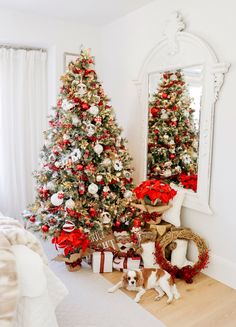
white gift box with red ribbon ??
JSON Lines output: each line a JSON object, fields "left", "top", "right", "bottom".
{"left": 92, "top": 251, "right": 113, "bottom": 273}
{"left": 113, "top": 256, "right": 141, "bottom": 271}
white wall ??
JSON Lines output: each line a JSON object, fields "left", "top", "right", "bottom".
{"left": 100, "top": 0, "right": 236, "bottom": 288}
{"left": 0, "top": 8, "right": 101, "bottom": 107}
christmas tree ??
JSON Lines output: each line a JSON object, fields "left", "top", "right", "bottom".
{"left": 147, "top": 70, "right": 198, "bottom": 191}
{"left": 24, "top": 49, "right": 135, "bottom": 249}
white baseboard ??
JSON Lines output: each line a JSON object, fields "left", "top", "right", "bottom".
{"left": 204, "top": 253, "right": 236, "bottom": 289}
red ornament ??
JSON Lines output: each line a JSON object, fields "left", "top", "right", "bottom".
{"left": 162, "top": 93, "right": 168, "bottom": 99}
{"left": 81, "top": 103, "right": 89, "bottom": 110}
{"left": 115, "top": 221, "right": 121, "bottom": 228}
{"left": 150, "top": 107, "right": 159, "bottom": 117}
{"left": 41, "top": 225, "right": 49, "bottom": 233}
{"left": 154, "top": 129, "right": 159, "bottom": 134}
{"left": 73, "top": 97, "right": 80, "bottom": 103}
{"left": 50, "top": 218, "right": 57, "bottom": 225}
{"left": 29, "top": 216, "right": 36, "bottom": 223}
{"left": 172, "top": 106, "right": 177, "bottom": 111}
{"left": 76, "top": 164, "right": 84, "bottom": 171}
{"left": 169, "top": 154, "right": 175, "bottom": 159}
{"left": 89, "top": 208, "right": 97, "bottom": 217}
{"left": 133, "top": 218, "right": 141, "bottom": 228}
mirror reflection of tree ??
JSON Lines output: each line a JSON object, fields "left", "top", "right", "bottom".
{"left": 147, "top": 69, "right": 198, "bottom": 192}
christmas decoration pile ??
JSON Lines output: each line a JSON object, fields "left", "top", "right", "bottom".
{"left": 23, "top": 48, "right": 136, "bottom": 265}
{"left": 147, "top": 70, "right": 198, "bottom": 191}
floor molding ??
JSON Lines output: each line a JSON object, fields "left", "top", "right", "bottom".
{"left": 204, "top": 253, "right": 236, "bottom": 289}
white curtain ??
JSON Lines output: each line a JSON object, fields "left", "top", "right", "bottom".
{"left": 0, "top": 48, "right": 47, "bottom": 218}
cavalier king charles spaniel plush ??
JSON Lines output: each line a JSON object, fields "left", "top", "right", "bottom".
{"left": 108, "top": 268, "right": 180, "bottom": 304}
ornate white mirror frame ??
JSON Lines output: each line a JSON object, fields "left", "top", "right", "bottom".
{"left": 134, "top": 12, "right": 230, "bottom": 214}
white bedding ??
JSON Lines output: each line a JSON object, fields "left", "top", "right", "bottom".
{"left": 11, "top": 244, "right": 68, "bottom": 327}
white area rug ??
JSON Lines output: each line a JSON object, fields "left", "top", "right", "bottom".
{"left": 48, "top": 257, "right": 166, "bottom": 327}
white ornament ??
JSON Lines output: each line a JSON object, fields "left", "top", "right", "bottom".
{"left": 88, "top": 105, "right": 99, "bottom": 116}
{"left": 49, "top": 154, "right": 56, "bottom": 162}
{"left": 101, "top": 212, "right": 111, "bottom": 224}
{"left": 182, "top": 154, "right": 192, "bottom": 165}
{"left": 103, "top": 186, "right": 110, "bottom": 193}
{"left": 94, "top": 143, "right": 103, "bottom": 156}
{"left": 102, "top": 158, "right": 111, "bottom": 167}
{"left": 192, "top": 139, "right": 198, "bottom": 149}
{"left": 183, "top": 110, "right": 190, "bottom": 118}
{"left": 86, "top": 123, "right": 96, "bottom": 137}
{"left": 51, "top": 193, "right": 63, "bottom": 206}
{"left": 88, "top": 183, "right": 98, "bottom": 195}
{"left": 170, "top": 74, "right": 178, "bottom": 81}
{"left": 162, "top": 169, "right": 172, "bottom": 178}
{"left": 75, "top": 82, "right": 87, "bottom": 97}
{"left": 113, "top": 160, "right": 123, "bottom": 171}
{"left": 96, "top": 175, "right": 103, "bottom": 182}
{"left": 65, "top": 198, "right": 75, "bottom": 209}
{"left": 163, "top": 134, "right": 169, "bottom": 140}
{"left": 54, "top": 161, "right": 61, "bottom": 168}
{"left": 63, "top": 134, "right": 70, "bottom": 140}
{"left": 62, "top": 220, "right": 75, "bottom": 233}
{"left": 47, "top": 181, "right": 55, "bottom": 191}
{"left": 123, "top": 170, "right": 131, "bottom": 179}
{"left": 161, "top": 112, "right": 169, "bottom": 120}
{"left": 72, "top": 115, "right": 81, "bottom": 125}
{"left": 124, "top": 190, "right": 133, "bottom": 199}
{"left": 71, "top": 148, "right": 82, "bottom": 162}
{"left": 62, "top": 99, "right": 74, "bottom": 111}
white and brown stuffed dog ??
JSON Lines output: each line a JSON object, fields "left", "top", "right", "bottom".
{"left": 108, "top": 268, "right": 180, "bottom": 304}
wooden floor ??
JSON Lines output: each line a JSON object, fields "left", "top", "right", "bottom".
{"left": 103, "top": 271, "right": 236, "bottom": 327}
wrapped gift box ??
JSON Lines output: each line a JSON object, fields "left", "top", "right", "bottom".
{"left": 113, "top": 256, "right": 141, "bottom": 272}
{"left": 92, "top": 251, "right": 113, "bottom": 273}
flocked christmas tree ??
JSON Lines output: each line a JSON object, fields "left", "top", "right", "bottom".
{"left": 24, "top": 49, "right": 135, "bottom": 248}
{"left": 147, "top": 69, "right": 198, "bottom": 191}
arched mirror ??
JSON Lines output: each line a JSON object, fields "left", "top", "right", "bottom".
{"left": 134, "top": 12, "right": 229, "bottom": 214}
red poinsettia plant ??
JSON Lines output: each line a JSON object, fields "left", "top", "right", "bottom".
{"left": 178, "top": 173, "right": 198, "bottom": 192}
{"left": 52, "top": 228, "right": 90, "bottom": 256}
{"left": 133, "top": 179, "right": 177, "bottom": 205}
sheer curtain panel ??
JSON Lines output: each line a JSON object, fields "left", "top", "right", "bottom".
{"left": 0, "top": 48, "right": 47, "bottom": 218}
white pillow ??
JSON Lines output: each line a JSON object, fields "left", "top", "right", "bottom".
{"left": 162, "top": 184, "right": 185, "bottom": 227}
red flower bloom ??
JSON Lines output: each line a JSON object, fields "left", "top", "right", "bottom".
{"left": 133, "top": 180, "right": 176, "bottom": 205}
